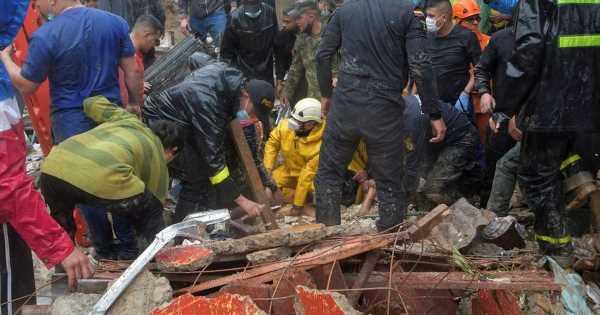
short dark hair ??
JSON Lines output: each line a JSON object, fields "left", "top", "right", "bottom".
{"left": 133, "top": 15, "right": 165, "bottom": 35}
{"left": 149, "top": 120, "right": 185, "bottom": 151}
{"left": 428, "top": 0, "right": 452, "bottom": 16}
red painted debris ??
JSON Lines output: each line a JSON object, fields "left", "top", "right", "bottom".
{"left": 271, "top": 270, "right": 317, "bottom": 315}
{"left": 155, "top": 245, "right": 215, "bottom": 271}
{"left": 219, "top": 282, "right": 272, "bottom": 312}
{"left": 295, "top": 286, "right": 358, "bottom": 315}
{"left": 151, "top": 293, "right": 266, "bottom": 315}
{"left": 472, "top": 290, "right": 523, "bottom": 315}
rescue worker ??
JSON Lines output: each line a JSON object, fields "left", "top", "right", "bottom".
{"left": 453, "top": 0, "right": 490, "bottom": 49}
{"left": 282, "top": 1, "right": 336, "bottom": 104}
{"left": 143, "top": 60, "right": 276, "bottom": 223}
{"left": 274, "top": 6, "right": 301, "bottom": 101}
{"left": 119, "top": 14, "right": 164, "bottom": 106}
{"left": 474, "top": 23, "right": 516, "bottom": 205}
{"left": 501, "top": 0, "right": 600, "bottom": 264}
{"left": 426, "top": 0, "right": 481, "bottom": 106}
{"left": 0, "top": 2, "right": 93, "bottom": 310}
{"left": 264, "top": 98, "right": 323, "bottom": 214}
{"left": 1, "top": 0, "right": 143, "bottom": 261}
{"left": 221, "top": 0, "right": 283, "bottom": 137}
{"left": 40, "top": 96, "right": 183, "bottom": 252}
{"left": 419, "top": 100, "right": 483, "bottom": 208}
{"left": 315, "top": 0, "right": 445, "bottom": 230}
{"left": 221, "top": 0, "right": 281, "bottom": 86}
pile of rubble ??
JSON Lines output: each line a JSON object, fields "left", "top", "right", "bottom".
{"left": 25, "top": 198, "right": 596, "bottom": 315}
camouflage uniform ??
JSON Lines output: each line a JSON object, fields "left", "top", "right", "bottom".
{"left": 284, "top": 32, "right": 336, "bottom": 102}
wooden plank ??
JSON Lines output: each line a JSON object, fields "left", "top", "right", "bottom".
{"left": 176, "top": 205, "right": 449, "bottom": 295}
{"left": 347, "top": 251, "right": 380, "bottom": 306}
{"left": 229, "top": 119, "right": 278, "bottom": 229}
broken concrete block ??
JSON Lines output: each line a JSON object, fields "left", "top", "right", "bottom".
{"left": 109, "top": 269, "right": 173, "bottom": 315}
{"left": 155, "top": 245, "right": 215, "bottom": 272}
{"left": 151, "top": 293, "right": 267, "bottom": 315}
{"left": 50, "top": 293, "right": 101, "bottom": 315}
{"left": 219, "top": 283, "right": 272, "bottom": 312}
{"left": 429, "top": 198, "right": 493, "bottom": 252}
{"left": 272, "top": 270, "right": 318, "bottom": 315}
{"left": 294, "top": 286, "right": 362, "bottom": 315}
{"left": 246, "top": 247, "right": 292, "bottom": 265}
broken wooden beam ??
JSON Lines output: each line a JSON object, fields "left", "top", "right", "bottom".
{"left": 363, "top": 271, "right": 560, "bottom": 291}
{"left": 347, "top": 251, "right": 380, "bottom": 306}
{"left": 229, "top": 119, "right": 278, "bottom": 229}
{"left": 177, "top": 205, "right": 449, "bottom": 295}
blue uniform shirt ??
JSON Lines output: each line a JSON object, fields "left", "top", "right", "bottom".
{"left": 0, "top": 0, "right": 29, "bottom": 101}
{"left": 21, "top": 7, "right": 134, "bottom": 113}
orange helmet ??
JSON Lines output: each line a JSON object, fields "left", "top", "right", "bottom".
{"left": 453, "top": 0, "right": 481, "bottom": 20}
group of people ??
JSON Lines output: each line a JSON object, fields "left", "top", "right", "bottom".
{"left": 1, "top": 0, "right": 599, "bottom": 312}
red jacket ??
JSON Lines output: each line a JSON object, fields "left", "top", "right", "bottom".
{"left": 0, "top": 97, "right": 74, "bottom": 268}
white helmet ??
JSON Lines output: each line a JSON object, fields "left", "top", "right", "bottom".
{"left": 291, "top": 98, "right": 322, "bottom": 123}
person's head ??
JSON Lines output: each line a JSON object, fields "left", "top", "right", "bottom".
{"left": 33, "top": 0, "right": 80, "bottom": 21}
{"left": 243, "top": 0, "right": 263, "bottom": 19}
{"left": 426, "top": 0, "right": 453, "bottom": 33}
{"left": 295, "top": 1, "right": 321, "bottom": 33}
{"left": 148, "top": 120, "right": 185, "bottom": 163}
{"left": 282, "top": 5, "right": 300, "bottom": 32}
{"left": 240, "top": 80, "right": 275, "bottom": 126}
{"left": 288, "top": 98, "right": 322, "bottom": 137}
{"left": 453, "top": 0, "right": 481, "bottom": 31}
{"left": 83, "top": 0, "right": 97, "bottom": 8}
{"left": 131, "top": 15, "right": 164, "bottom": 53}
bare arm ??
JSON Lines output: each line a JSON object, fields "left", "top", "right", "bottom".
{"left": 0, "top": 47, "right": 40, "bottom": 95}
{"left": 119, "top": 55, "right": 143, "bottom": 110}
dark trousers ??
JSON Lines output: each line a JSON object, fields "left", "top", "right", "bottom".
{"left": 518, "top": 132, "right": 573, "bottom": 248}
{"left": 315, "top": 80, "right": 406, "bottom": 231}
{"left": 0, "top": 224, "right": 35, "bottom": 315}
{"left": 486, "top": 143, "right": 520, "bottom": 216}
{"left": 481, "top": 126, "right": 517, "bottom": 205}
{"left": 40, "top": 174, "right": 165, "bottom": 258}
{"left": 422, "top": 130, "right": 482, "bottom": 207}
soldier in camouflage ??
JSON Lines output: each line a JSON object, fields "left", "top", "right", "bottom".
{"left": 282, "top": 1, "right": 335, "bottom": 104}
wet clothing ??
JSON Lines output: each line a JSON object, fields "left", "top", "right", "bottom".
{"left": 42, "top": 96, "right": 169, "bottom": 202}
{"left": 21, "top": 7, "right": 134, "bottom": 113}
{"left": 427, "top": 25, "right": 481, "bottom": 103}
{"left": 97, "top": 0, "right": 166, "bottom": 29}
{"left": 505, "top": 0, "right": 600, "bottom": 250}
{"left": 315, "top": 0, "right": 440, "bottom": 230}
{"left": 40, "top": 174, "right": 164, "bottom": 252}
{"left": 519, "top": 133, "right": 574, "bottom": 248}
{"left": 221, "top": 3, "right": 280, "bottom": 84}
{"left": 504, "top": 0, "right": 600, "bottom": 132}
{"left": 144, "top": 63, "right": 275, "bottom": 221}
{"left": 264, "top": 119, "right": 324, "bottom": 207}
{"left": 178, "top": 0, "right": 224, "bottom": 20}
{"left": 487, "top": 142, "right": 520, "bottom": 216}
{"left": 402, "top": 95, "right": 429, "bottom": 194}
{"left": 474, "top": 27, "right": 515, "bottom": 114}
{"left": 474, "top": 27, "right": 516, "bottom": 205}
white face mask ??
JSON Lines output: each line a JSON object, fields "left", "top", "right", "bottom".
{"left": 426, "top": 16, "right": 441, "bottom": 33}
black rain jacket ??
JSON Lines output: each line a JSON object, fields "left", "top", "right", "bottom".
{"left": 503, "top": 0, "right": 600, "bottom": 132}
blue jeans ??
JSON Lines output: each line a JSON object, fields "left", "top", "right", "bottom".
{"left": 189, "top": 9, "right": 227, "bottom": 46}
{"left": 52, "top": 109, "right": 138, "bottom": 259}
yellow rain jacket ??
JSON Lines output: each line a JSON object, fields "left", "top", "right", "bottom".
{"left": 264, "top": 119, "right": 325, "bottom": 206}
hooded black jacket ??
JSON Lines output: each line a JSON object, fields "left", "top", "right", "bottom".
{"left": 143, "top": 63, "right": 245, "bottom": 199}
{"left": 504, "top": 0, "right": 600, "bottom": 132}
{"left": 220, "top": 3, "right": 280, "bottom": 84}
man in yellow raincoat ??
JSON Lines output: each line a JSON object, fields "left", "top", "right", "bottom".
{"left": 264, "top": 98, "right": 324, "bottom": 213}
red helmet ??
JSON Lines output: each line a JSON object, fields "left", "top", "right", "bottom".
{"left": 453, "top": 0, "right": 481, "bottom": 20}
